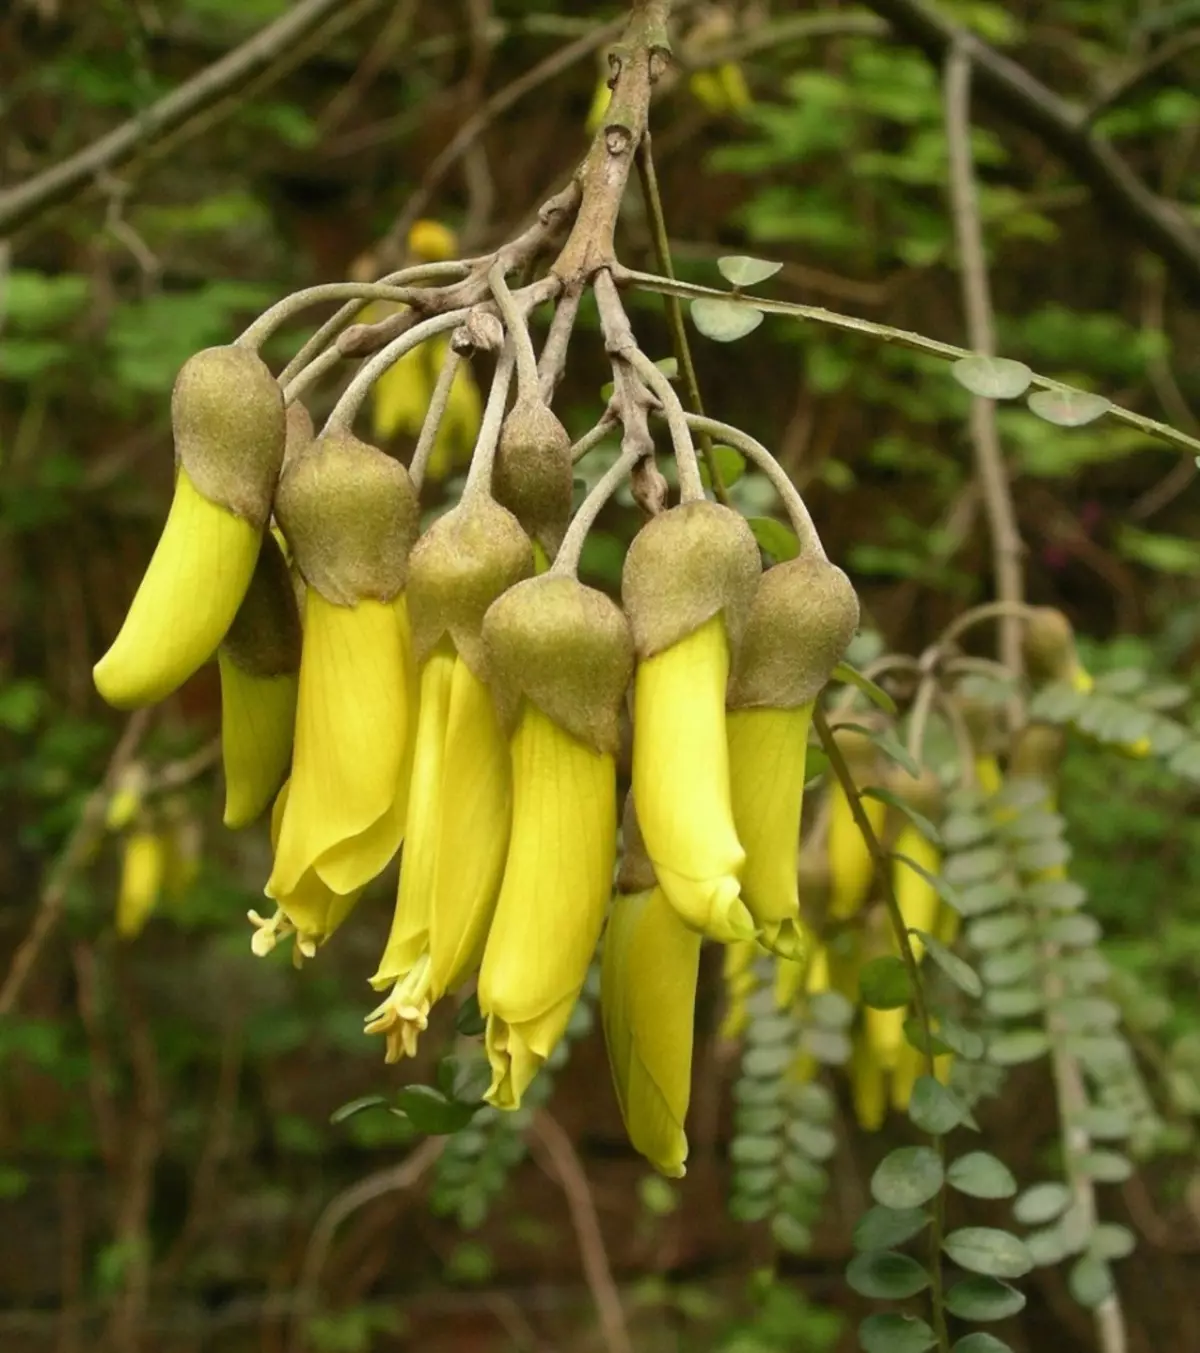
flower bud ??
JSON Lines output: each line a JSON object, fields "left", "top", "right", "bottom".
{"left": 408, "top": 497, "right": 534, "bottom": 675}
{"left": 172, "top": 345, "right": 286, "bottom": 529}
{"left": 483, "top": 574, "right": 634, "bottom": 755}
{"left": 492, "top": 397, "right": 573, "bottom": 558}
{"left": 275, "top": 431, "right": 418, "bottom": 606}
{"left": 218, "top": 534, "right": 302, "bottom": 829}
{"left": 1022, "top": 606, "right": 1091, "bottom": 692}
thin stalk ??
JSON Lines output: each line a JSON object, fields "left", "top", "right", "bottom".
{"left": 538, "top": 284, "right": 583, "bottom": 403}
{"left": 322, "top": 310, "right": 469, "bottom": 433}
{"left": 571, "top": 417, "right": 619, "bottom": 464}
{"left": 814, "top": 706, "right": 952, "bottom": 1353}
{"left": 905, "top": 674, "right": 939, "bottom": 763}
{"left": 681, "top": 412, "right": 827, "bottom": 558}
{"left": 462, "top": 345, "right": 516, "bottom": 500}
{"left": 936, "top": 599, "right": 1040, "bottom": 651}
{"left": 635, "top": 134, "right": 731, "bottom": 505}
{"left": 408, "top": 348, "right": 464, "bottom": 493}
{"left": 488, "top": 261, "right": 541, "bottom": 403}
{"left": 236, "top": 264, "right": 468, "bottom": 352}
{"left": 617, "top": 268, "right": 1200, "bottom": 461}
{"left": 624, "top": 346, "right": 703, "bottom": 502}
{"left": 551, "top": 446, "right": 640, "bottom": 577}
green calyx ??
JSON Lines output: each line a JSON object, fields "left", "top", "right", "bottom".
{"left": 407, "top": 496, "right": 534, "bottom": 674}
{"left": 172, "top": 345, "right": 286, "bottom": 529}
{"left": 283, "top": 401, "right": 315, "bottom": 468}
{"left": 482, "top": 573, "right": 634, "bottom": 754}
{"left": 492, "top": 396, "right": 574, "bottom": 558}
{"left": 220, "top": 532, "right": 302, "bottom": 678}
{"left": 274, "top": 430, "right": 418, "bottom": 606}
{"left": 621, "top": 501, "right": 761, "bottom": 659}
{"left": 728, "top": 555, "right": 860, "bottom": 710}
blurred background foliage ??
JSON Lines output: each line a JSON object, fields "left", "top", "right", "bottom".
{"left": 2, "top": 0, "right": 1200, "bottom": 1350}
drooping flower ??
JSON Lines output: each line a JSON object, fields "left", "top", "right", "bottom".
{"left": 601, "top": 799, "right": 701, "bottom": 1178}
{"left": 218, "top": 532, "right": 302, "bottom": 829}
{"left": 366, "top": 497, "right": 532, "bottom": 1061}
{"left": 116, "top": 830, "right": 167, "bottom": 939}
{"left": 94, "top": 346, "right": 285, "bottom": 708}
{"left": 623, "top": 502, "right": 761, "bottom": 941}
{"left": 826, "top": 723, "right": 887, "bottom": 921}
{"left": 267, "top": 430, "right": 418, "bottom": 903}
{"left": 477, "top": 575, "right": 633, "bottom": 1109}
{"left": 726, "top": 555, "right": 860, "bottom": 958}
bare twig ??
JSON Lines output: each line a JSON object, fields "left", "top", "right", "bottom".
{"left": 943, "top": 47, "right": 1025, "bottom": 718}
{"left": 0, "top": 710, "right": 152, "bottom": 1017}
{"left": 538, "top": 284, "right": 584, "bottom": 403}
{"left": 530, "top": 1113, "right": 633, "bottom": 1353}
{"left": 1083, "top": 28, "right": 1200, "bottom": 128}
{"left": 0, "top": 0, "right": 384, "bottom": 238}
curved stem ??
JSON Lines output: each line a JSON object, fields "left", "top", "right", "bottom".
{"left": 236, "top": 266, "right": 469, "bottom": 352}
{"left": 830, "top": 655, "right": 920, "bottom": 715}
{"left": 933, "top": 685, "right": 979, "bottom": 791}
{"left": 571, "top": 417, "right": 619, "bottom": 464}
{"left": 488, "top": 260, "right": 542, "bottom": 404}
{"left": 624, "top": 347, "right": 704, "bottom": 503}
{"left": 462, "top": 345, "right": 516, "bottom": 500}
{"left": 936, "top": 598, "right": 1040, "bottom": 652}
{"left": 408, "top": 348, "right": 464, "bottom": 494}
{"left": 681, "top": 412, "right": 828, "bottom": 559}
{"left": 551, "top": 446, "right": 640, "bottom": 577}
{"left": 281, "top": 343, "right": 343, "bottom": 406}
{"left": 905, "top": 674, "right": 939, "bottom": 763}
{"left": 538, "top": 284, "right": 583, "bottom": 404}
{"left": 322, "top": 310, "right": 470, "bottom": 434}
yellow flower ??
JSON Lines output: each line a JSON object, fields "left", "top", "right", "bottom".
{"left": 95, "top": 470, "right": 262, "bottom": 708}
{"left": 408, "top": 219, "right": 458, "bottom": 263}
{"left": 828, "top": 781, "right": 886, "bottom": 920}
{"left": 602, "top": 884, "right": 701, "bottom": 1178}
{"left": 371, "top": 341, "right": 432, "bottom": 444}
{"left": 116, "top": 830, "right": 167, "bottom": 939}
{"left": 975, "top": 754, "right": 1003, "bottom": 796}
{"left": 894, "top": 823, "right": 941, "bottom": 962}
{"left": 720, "top": 939, "right": 759, "bottom": 1040}
{"left": 479, "top": 703, "right": 617, "bottom": 1109}
{"left": 851, "top": 1032, "right": 887, "bottom": 1132}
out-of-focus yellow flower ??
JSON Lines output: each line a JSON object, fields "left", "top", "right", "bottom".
{"left": 688, "top": 63, "right": 752, "bottom": 114}
{"left": 408, "top": 219, "right": 458, "bottom": 263}
{"left": 826, "top": 726, "right": 886, "bottom": 921}
{"left": 894, "top": 822, "right": 941, "bottom": 963}
{"left": 720, "top": 939, "right": 759, "bottom": 1040}
{"left": 602, "top": 880, "right": 701, "bottom": 1178}
{"left": 851, "top": 1032, "right": 887, "bottom": 1132}
{"left": 975, "top": 754, "right": 1003, "bottom": 796}
{"left": 116, "top": 830, "right": 167, "bottom": 939}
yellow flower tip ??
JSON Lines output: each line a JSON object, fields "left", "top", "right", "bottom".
{"left": 1124, "top": 735, "right": 1152, "bottom": 759}
{"left": 1070, "top": 665, "right": 1095, "bottom": 695}
{"left": 247, "top": 906, "right": 294, "bottom": 958}
{"left": 219, "top": 658, "right": 298, "bottom": 829}
{"left": 364, "top": 957, "right": 434, "bottom": 1064}
{"left": 94, "top": 470, "right": 261, "bottom": 709}
{"left": 483, "top": 1016, "right": 543, "bottom": 1111}
{"left": 116, "top": 831, "right": 167, "bottom": 939}
{"left": 762, "top": 918, "right": 812, "bottom": 965}
{"left": 654, "top": 865, "right": 755, "bottom": 943}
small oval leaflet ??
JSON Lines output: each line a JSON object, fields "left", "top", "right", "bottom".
{"left": 699, "top": 444, "right": 746, "bottom": 489}
{"left": 1069, "top": 1254, "right": 1114, "bottom": 1308}
{"left": 871, "top": 1145, "right": 944, "bottom": 1209}
{"left": 987, "top": 1028, "right": 1050, "bottom": 1066}
{"left": 909, "top": 1077, "right": 973, "bottom": 1136}
{"left": 1079, "top": 1149, "right": 1133, "bottom": 1184}
{"left": 945, "top": 1277, "right": 1026, "bottom": 1322}
{"left": 1091, "top": 1222, "right": 1136, "bottom": 1261}
{"left": 1027, "top": 387, "right": 1111, "bottom": 427}
{"left": 943, "top": 1226, "right": 1034, "bottom": 1279}
{"left": 853, "top": 1204, "right": 930, "bottom": 1253}
{"left": 1013, "top": 1180, "right": 1071, "bottom": 1226}
{"left": 690, "top": 297, "right": 764, "bottom": 342}
{"left": 718, "top": 254, "right": 784, "bottom": 287}
{"left": 859, "top": 1313, "right": 938, "bottom": 1353}
{"left": 952, "top": 1336, "right": 1014, "bottom": 1353}
{"left": 846, "top": 1250, "right": 931, "bottom": 1300}
{"left": 748, "top": 515, "right": 800, "bottom": 562}
{"left": 952, "top": 355, "right": 1034, "bottom": 400}
{"left": 860, "top": 955, "right": 913, "bottom": 1010}
{"left": 913, "top": 930, "right": 982, "bottom": 997}
{"left": 947, "top": 1151, "right": 1017, "bottom": 1200}
{"left": 832, "top": 661, "right": 899, "bottom": 715}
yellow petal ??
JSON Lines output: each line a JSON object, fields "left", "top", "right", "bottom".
{"left": 264, "top": 780, "right": 362, "bottom": 950}
{"left": 728, "top": 703, "right": 814, "bottom": 960}
{"left": 218, "top": 653, "right": 297, "bottom": 829}
{"left": 633, "top": 616, "right": 751, "bottom": 942}
{"left": 851, "top": 1033, "right": 887, "bottom": 1132}
{"left": 865, "top": 1005, "right": 906, "bottom": 1073}
{"left": 601, "top": 886, "right": 700, "bottom": 1178}
{"left": 370, "top": 337, "right": 430, "bottom": 443}
{"left": 585, "top": 76, "right": 613, "bottom": 134}
{"left": 893, "top": 825, "right": 941, "bottom": 963}
{"left": 479, "top": 704, "right": 617, "bottom": 1109}
{"left": 117, "top": 831, "right": 166, "bottom": 939}
{"left": 1070, "top": 665, "right": 1094, "bottom": 695}
{"left": 719, "top": 939, "right": 759, "bottom": 1039}
{"left": 94, "top": 469, "right": 261, "bottom": 709}
{"left": 717, "top": 61, "right": 753, "bottom": 113}
{"left": 974, "top": 755, "right": 1003, "bottom": 796}
{"left": 428, "top": 655, "right": 513, "bottom": 996}
{"left": 773, "top": 955, "right": 805, "bottom": 1010}
{"left": 827, "top": 783, "right": 886, "bottom": 919}
{"left": 267, "top": 590, "right": 411, "bottom": 900}
{"left": 407, "top": 219, "right": 458, "bottom": 263}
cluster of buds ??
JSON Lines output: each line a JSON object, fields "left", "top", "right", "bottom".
{"left": 92, "top": 199, "right": 861, "bottom": 1177}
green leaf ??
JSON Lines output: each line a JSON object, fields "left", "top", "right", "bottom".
{"left": 909, "top": 1077, "right": 972, "bottom": 1135}
{"left": 1025, "top": 1224, "right": 1071, "bottom": 1267}
{"left": 952, "top": 1337, "right": 1014, "bottom": 1353}
{"left": 771, "top": 1212, "right": 813, "bottom": 1254}
{"left": 943, "top": 1227, "right": 1034, "bottom": 1279}
{"left": 944, "top": 846, "right": 1007, "bottom": 886}
{"left": 832, "top": 661, "right": 899, "bottom": 715}
{"left": 808, "top": 989, "right": 855, "bottom": 1030}
{"left": 952, "top": 355, "right": 1034, "bottom": 400}
{"left": 455, "top": 994, "right": 486, "bottom": 1037}
{"left": 853, "top": 1205, "right": 931, "bottom": 1253}
{"left": 1025, "top": 878, "right": 1087, "bottom": 911}
{"left": 1078, "top": 1150, "right": 1132, "bottom": 1183}
{"left": 395, "top": 1085, "right": 478, "bottom": 1135}
{"left": 835, "top": 722, "right": 921, "bottom": 781}
{"left": 905, "top": 1014, "right": 984, "bottom": 1061}
{"left": 1076, "top": 1106, "right": 1132, "bottom": 1140}
{"left": 1091, "top": 1223, "right": 1135, "bottom": 1261}
{"left": 1015, "top": 836, "right": 1071, "bottom": 874}
{"left": 1027, "top": 387, "right": 1112, "bottom": 427}
{"left": 1068, "top": 1254, "right": 1114, "bottom": 1307}
{"left": 980, "top": 948, "right": 1039, "bottom": 987}
{"left": 946, "top": 1152, "right": 1017, "bottom": 1200}
{"left": 966, "top": 913, "right": 1031, "bottom": 951}
{"left": 846, "top": 1251, "right": 931, "bottom": 1300}
{"left": 944, "top": 1276, "right": 1026, "bottom": 1322}
{"left": 748, "top": 516, "right": 800, "bottom": 562}
{"left": 983, "top": 987, "right": 1043, "bottom": 1019}
{"left": 786, "top": 1119, "right": 837, "bottom": 1162}
{"left": 730, "top": 1135, "right": 783, "bottom": 1168}
{"left": 860, "top": 956, "right": 913, "bottom": 1010}
{"left": 894, "top": 854, "right": 964, "bottom": 914}
{"left": 941, "top": 813, "right": 993, "bottom": 851}
{"left": 717, "top": 255, "right": 784, "bottom": 287}
{"left": 699, "top": 444, "right": 746, "bottom": 489}
{"left": 956, "top": 881, "right": 1019, "bottom": 917}
{"left": 1014, "top": 1182, "right": 1071, "bottom": 1226}
{"left": 1045, "top": 914, "right": 1102, "bottom": 947}
{"left": 859, "top": 1313, "right": 938, "bottom": 1353}
{"left": 987, "top": 1029, "right": 1050, "bottom": 1066}
{"left": 863, "top": 786, "right": 941, "bottom": 845}
{"left": 330, "top": 1095, "right": 388, "bottom": 1125}
{"left": 913, "top": 931, "right": 983, "bottom": 997}
{"left": 690, "top": 297, "right": 764, "bottom": 342}
{"left": 871, "top": 1146, "right": 944, "bottom": 1209}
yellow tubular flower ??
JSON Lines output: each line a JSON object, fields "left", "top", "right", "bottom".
{"left": 479, "top": 574, "right": 633, "bottom": 1109}
{"left": 828, "top": 783, "right": 886, "bottom": 919}
{"left": 623, "top": 502, "right": 762, "bottom": 943}
{"left": 602, "top": 881, "right": 701, "bottom": 1178}
{"left": 267, "top": 431, "right": 419, "bottom": 904}
{"left": 774, "top": 954, "right": 805, "bottom": 1011}
{"left": 726, "top": 555, "right": 860, "bottom": 957}
{"left": 407, "top": 219, "right": 458, "bottom": 263}
{"left": 94, "top": 345, "right": 285, "bottom": 709}
{"left": 720, "top": 940, "right": 758, "bottom": 1040}
{"left": 975, "top": 754, "right": 1003, "bottom": 796}
{"left": 851, "top": 1032, "right": 887, "bottom": 1132}
{"left": 371, "top": 342, "right": 432, "bottom": 444}
{"left": 117, "top": 830, "right": 167, "bottom": 939}
{"left": 894, "top": 823, "right": 942, "bottom": 963}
